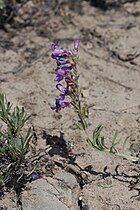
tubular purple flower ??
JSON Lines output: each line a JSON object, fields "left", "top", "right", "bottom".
{"left": 54, "top": 74, "right": 63, "bottom": 82}
{"left": 61, "top": 66, "right": 72, "bottom": 71}
{"left": 54, "top": 66, "right": 72, "bottom": 82}
{"left": 51, "top": 98, "right": 71, "bottom": 111}
{"left": 54, "top": 66, "right": 71, "bottom": 82}
{"left": 51, "top": 104, "right": 57, "bottom": 110}
{"left": 51, "top": 49, "right": 66, "bottom": 59}
{"left": 61, "top": 101, "right": 71, "bottom": 108}
{"left": 74, "top": 39, "right": 80, "bottom": 51}
{"left": 56, "top": 84, "right": 69, "bottom": 95}
{"left": 51, "top": 99, "right": 61, "bottom": 111}
{"left": 56, "top": 69, "right": 68, "bottom": 76}
{"left": 52, "top": 48, "right": 72, "bottom": 59}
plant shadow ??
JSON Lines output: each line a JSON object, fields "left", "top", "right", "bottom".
{"left": 43, "top": 130, "right": 78, "bottom": 164}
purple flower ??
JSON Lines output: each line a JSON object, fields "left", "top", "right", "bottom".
{"left": 74, "top": 39, "right": 80, "bottom": 51}
{"left": 61, "top": 65, "right": 72, "bottom": 71}
{"left": 51, "top": 98, "right": 71, "bottom": 112}
{"left": 60, "top": 101, "right": 71, "bottom": 108}
{"left": 51, "top": 49, "right": 65, "bottom": 59}
{"left": 54, "top": 74, "right": 64, "bottom": 82}
{"left": 54, "top": 67, "right": 66, "bottom": 81}
{"left": 51, "top": 48, "right": 72, "bottom": 59}
{"left": 51, "top": 42, "right": 73, "bottom": 67}
{"left": 56, "top": 68, "right": 68, "bottom": 76}
{"left": 30, "top": 172, "right": 39, "bottom": 181}
{"left": 57, "top": 57, "right": 68, "bottom": 66}
{"left": 51, "top": 99, "right": 61, "bottom": 111}
{"left": 54, "top": 65, "right": 73, "bottom": 82}
{"left": 56, "top": 84, "right": 69, "bottom": 95}
{"left": 51, "top": 41, "right": 72, "bottom": 65}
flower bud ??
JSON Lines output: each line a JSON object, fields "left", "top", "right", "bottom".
{"left": 74, "top": 39, "right": 80, "bottom": 51}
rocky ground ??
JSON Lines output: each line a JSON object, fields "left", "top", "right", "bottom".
{"left": 0, "top": 0, "right": 140, "bottom": 209}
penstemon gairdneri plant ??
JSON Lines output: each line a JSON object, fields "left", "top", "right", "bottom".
{"left": 51, "top": 40, "right": 88, "bottom": 130}
{"left": 50, "top": 40, "right": 140, "bottom": 185}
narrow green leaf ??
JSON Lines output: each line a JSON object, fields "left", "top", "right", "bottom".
{"left": 121, "top": 136, "right": 129, "bottom": 153}
{"left": 110, "top": 131, "right": 119, "bottom": 153}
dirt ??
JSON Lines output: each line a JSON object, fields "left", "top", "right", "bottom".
{"left": 0, "top": 0, "right": 140, "bottom": 210}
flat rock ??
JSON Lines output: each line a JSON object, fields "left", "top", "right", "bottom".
{"left": 22, "top": 179, "right": 75, "bottom": 210}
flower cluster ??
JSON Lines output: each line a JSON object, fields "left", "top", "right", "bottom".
{"left": 51, "top": 40, "right": 80, "bottom": 112}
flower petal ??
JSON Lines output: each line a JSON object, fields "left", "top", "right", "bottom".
{"left": 51, "top": 105, "right": 57, "bottom": 110}
{"left": 58, "top": 94, "right": 65, "bottom": 101}
{"left": 54, "top": 74, "right": 63, "bottom": 82}
{"left": 51, "top": 40, "right": 58, "bottom": 50}
{"left": 52, "top": 48, "right": 72, "bottom": 59}
{"left": 56, "top": 84, "right": 68, "bottom": 94}
{"left": 61, "top": 66, "right": 72, "bottom": 71}
{"left": 61, "top": 101, "right": 71, "bottom": 108}
{"left": 56, "top": 69, "right": 68, "bottom": 76}
{"left": 51, "top": 49, "right": 65, "bottom": 59}
{"left": 57, "top": 59, "right": 67, "bottom": 66}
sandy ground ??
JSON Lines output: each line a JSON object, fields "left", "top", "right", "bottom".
{"left": 0, "top": 1, "right": 140, "bottom": 209}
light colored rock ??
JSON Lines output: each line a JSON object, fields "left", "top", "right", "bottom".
{"left": 22, "top": 179, "right": 74, "bottom": 210}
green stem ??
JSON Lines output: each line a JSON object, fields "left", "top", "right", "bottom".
{"left": 70, "top": 65, "right": 89, "bottom": 132}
